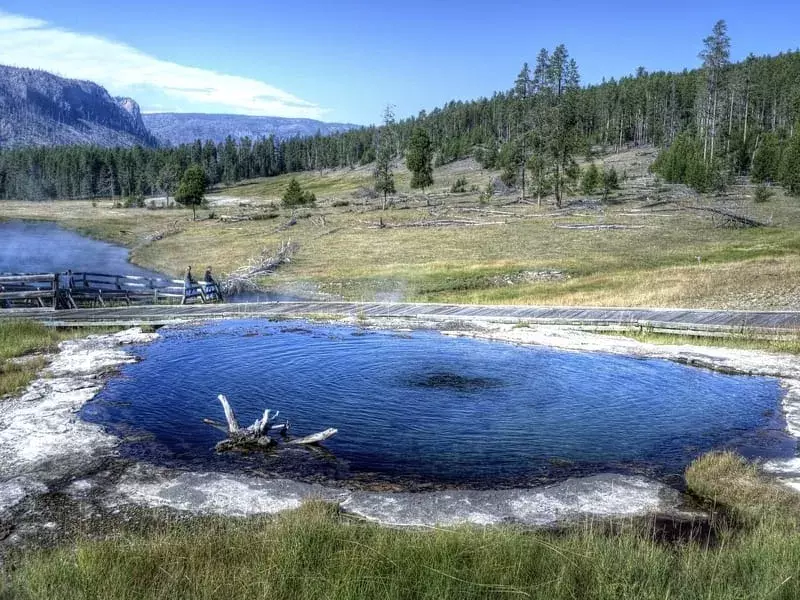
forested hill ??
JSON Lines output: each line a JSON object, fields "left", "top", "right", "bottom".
{"left": 1, "top": 32, "right": 799, "bottom": 200}
{"left": 0, "top": 65, "right": 157, "bottom": 149}
{"left": 142, "top": 113, "right": 358, "bottom": 146}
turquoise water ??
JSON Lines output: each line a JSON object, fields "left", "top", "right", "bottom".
{"left": 82, "top": 320, "right": 795, "bottom": 488}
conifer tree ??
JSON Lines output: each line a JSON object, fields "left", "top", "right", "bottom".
{"left": 175, "top": 164, "right": 207, "bottom": 220}
{"left": 699, "top": 20, "right": 731, "bottom": 165}
{"left": 751, "top": 133, "right": 782, "bottom": 183}
{"left": 406, "top": 127, "right": 434, "bottom": 192}
{"left": 581, "top": 163, "right": 600, "bottom": 194}
{"left": 282, "top": 177, "right": 316, "bottom": 207}
{"left": 513, "top": 63, "right": 533, "bottom": 201}
{"left": 374, "top": 105, "right": 397, "bottom": 210}
{"left": 780, "top": 134, "right": 800, "bottom": 195}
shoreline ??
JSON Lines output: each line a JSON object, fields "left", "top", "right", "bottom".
{"left": 4, "top": 317, "right": 800, "bottom": 550}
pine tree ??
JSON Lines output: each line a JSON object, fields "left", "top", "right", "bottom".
{"left": 581, "top": 163, "right": 600, "bottom": 194}
{"left": 175, "top": 164, "right": 207, "bottom": 220}
{"left": 374, "top": 105, "right": 397, "bottom": 210}
{"left": 406, "top": 127, "right": 434, "bottom": 192}
{"left": 157, "top": 158, "right": 180, "bottom": 207}
{"left": 513, "top": 63, "right": 533, "bottom": 201}
{"left": 780, "top": 134, "right": 800, "bottom": 195}
{"left": 751, "top": 133, "right": 782, "bottom": 183}
{"left": 699, "top": 20, "right": 731, "bottom": 165}
{"left": 282, "top": 177, "right": 316, "bottom": 207}
{"left": 546, "top": 45, "right": 582, "bottom": 207}
{"left": 602, "top": 167, "right": 619, "bottom": 201}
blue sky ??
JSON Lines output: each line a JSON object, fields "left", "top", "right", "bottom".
{"left": 1, "top": 1, "right": 798, "bottom": 125}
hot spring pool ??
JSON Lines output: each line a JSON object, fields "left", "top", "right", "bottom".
{"left": 81, "top": 321, "right": 796, "bottom": 488}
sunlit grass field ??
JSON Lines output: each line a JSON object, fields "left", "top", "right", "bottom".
{"left": 3, "top": 150, "right": 799, "bottom": 309}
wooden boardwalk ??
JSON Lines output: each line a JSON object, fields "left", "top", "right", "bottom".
{"left": 3, "top": 301, "right": 800, "bottom": 335}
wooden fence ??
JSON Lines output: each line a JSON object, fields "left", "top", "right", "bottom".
{"left": 0, "top": 273, "right": 60, "bottom": 309}
{"left": 0, "top": 271, "right": 223, "bottom": 310}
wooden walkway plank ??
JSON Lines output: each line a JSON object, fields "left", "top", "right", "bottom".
{"left": 5, "top": 300, "right": 800, "bottom": 337}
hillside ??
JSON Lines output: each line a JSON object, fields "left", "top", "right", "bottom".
{"left": 0, "top": 65, "right": 157, "bottom": 149}
{"left": 142, "top": 113, "right": 359, "bottom": 145}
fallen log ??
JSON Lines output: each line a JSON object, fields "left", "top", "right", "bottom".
{"left": 554, "top": 224, "right": 646, "bottom": 230}
{"left": 208, "top": 394, "right": 335, "bottom": 452}
{"left": 362, "top": 219, "right": 506, "bottom": 229}
{"left": 287, "top": 428, "right": 338, "bottom": 445}
{"left": 683, "top": 204, "right": 768, "bottom": 228}
{"left": 220, "top": 240, "right": 298, "bottom": 296}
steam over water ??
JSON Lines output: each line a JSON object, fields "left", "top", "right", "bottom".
{"left": 0, "top": 220, "right": 296, "bottom": 301}
{"left": 82, "top": 321, "right": 795, "bottom": 488}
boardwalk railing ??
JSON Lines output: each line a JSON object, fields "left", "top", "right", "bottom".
{"left": 0, "top": 273, "right": 60, "bottom": 309}
{"left": 0, "top": 272, "right": 223, "bottom": 310}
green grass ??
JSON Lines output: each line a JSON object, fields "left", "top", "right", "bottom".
{"left": 0, "top": 320, "right": 118, "bottom": 398}
{"left": 686, "top": 451, "right": 800, "bottom": 526}
{"left": 609, "top": 328, "right": 800, "bottom": 354}
{"left": 4, "top": 150, "right": 800, "bottom": 307}
{"left": 3, "top": 455, "right": 800, "bottom": 600}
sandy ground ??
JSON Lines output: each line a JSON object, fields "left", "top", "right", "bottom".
{"left": 3, "top": 318, "right": 800, "bottom": 552}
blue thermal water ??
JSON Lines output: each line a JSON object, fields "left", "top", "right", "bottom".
{"left": 82, "top": 321, "right": 795, "bottom": 487}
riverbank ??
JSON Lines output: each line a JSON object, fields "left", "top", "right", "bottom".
{"left": 2, "top": 318, "right": 800, "bottom": 527}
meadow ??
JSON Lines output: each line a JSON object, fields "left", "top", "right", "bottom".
{"left": 2, "top": 147, "right": 799, "bottom": 310}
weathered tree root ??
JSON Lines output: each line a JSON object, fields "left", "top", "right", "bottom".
{"left": 207, "top": 394, "right": 337, "bottom": 452}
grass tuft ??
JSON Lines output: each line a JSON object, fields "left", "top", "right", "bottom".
{"left": 686, "top": 451, "right": 800, "bottom": 526}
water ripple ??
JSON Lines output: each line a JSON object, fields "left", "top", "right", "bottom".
{"left": 81, "top": 320, "right": 796, "bottom": 488}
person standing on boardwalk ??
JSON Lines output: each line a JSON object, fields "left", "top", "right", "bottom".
{"left": 182, "top": 266, "right": 201, "bottom": 303}
{"left": 203, "top": 265, "right": 218, "bottom": 301}
{"left": 184, "top": 266, "right": 197, "bottom": 300}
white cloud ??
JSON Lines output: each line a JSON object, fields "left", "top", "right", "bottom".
{"left": 0, "top": 10, "right": 324, "bottom": 118}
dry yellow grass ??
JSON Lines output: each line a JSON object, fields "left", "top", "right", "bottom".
{"left": 3, "top": 150, "right": 800, "bottom": 309}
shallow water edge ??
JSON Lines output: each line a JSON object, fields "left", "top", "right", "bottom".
{"left": 2, "top": 317, "right": 800, "bottom": 539}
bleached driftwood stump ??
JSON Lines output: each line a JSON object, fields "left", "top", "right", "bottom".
{"left": 207, "top": 394, "right": 337, "bottom": 452}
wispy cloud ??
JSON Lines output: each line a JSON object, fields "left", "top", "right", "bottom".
{"left": 0, "top": 10, "right": 324, "bottom": 118}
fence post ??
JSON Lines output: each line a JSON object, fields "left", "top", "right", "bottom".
{"left": 53, "top": 273, "right": 60, "bottom": 311}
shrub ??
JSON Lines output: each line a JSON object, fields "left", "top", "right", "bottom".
{"left": 123, "top": 195, "right": 145, "bottom": 208}
{"left": 581, "top": 163, "right": 600, "bottom": 194}
{"left": 753, "top": 184, "right": 774, "bottom": 203}
{"left": 331, "top": 200, "right": 350, "bottom": 207}
{"left": 282, "top": 178, "right": 316, "bottom": 207}
{"left": 479, "top": 183, "right": 494, "bottom": 205}
{"left": 450, "top": 176, "right": 468, "bottom": 193}
{"left": 602, "top": 167, "right": 620, "bottom": 200}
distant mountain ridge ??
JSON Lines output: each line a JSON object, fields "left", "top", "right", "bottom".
{"left": 0, "top": 65, "right": 156, "bottom": 148}
{"left": 0, "top": 64, "right": 359, "bottom": 149}
{"left": 142, "top": 113, "right": 359, "bottom": 146}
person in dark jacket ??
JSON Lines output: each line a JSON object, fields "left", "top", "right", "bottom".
{"left": 184, "top": 266, "right": 197, "bottom": 300}
{"left": 203, "top": 266, "right": 218, "bottom": 301}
